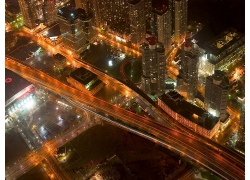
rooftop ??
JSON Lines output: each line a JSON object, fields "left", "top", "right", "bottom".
{"left": 159, "top": 91, "right": 219, "bottom": 130}
{"left": 5, "top": 68, "right": 32, "bottom": 102}
{"left": 204, "top": 27, "right": 244, "bottom": 56}
{"left": 146, "top": 36, "right": 158, "bottom": 45}
{"left": 54, "top": 53, "right": 66, "bottom": 61}
{"left": 47, "top": 23, "right": 61, "bottom": 37}
{"left": 69, "top": 67, "right": 97, "bottom": 86}
{"left": 152, "top": 5, "right": 168, "bottom": 16}
{"left": 207, "top": 70, "right": 229, "bottom": 89}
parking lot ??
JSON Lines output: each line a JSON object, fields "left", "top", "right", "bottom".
{"left": 5, "top": 129, "right": 31, "bottom": 167}
{"left": 31, "top": 100, "right": 83, "bottom": 141}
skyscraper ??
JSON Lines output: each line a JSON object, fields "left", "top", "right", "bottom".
{"left": 57, "top": 7, "right": 95, "bottom": 55}
{"left": 141, "top": 36, "right": 166, "bottom": 94}
{"left": 128, "top": 0, "right": 146, "bottom": 44}
{"left": 174, "top": 0, "right": 187, "bottom": 45}
{"left": 237, "top": 105, "right": 245, "bottom": 143}
{"left": 42, "top": 0, "right": 57, "bottom": 27}
{"left": 176, "top": 39, "right": 199, "bottom": 100}
{"left": 204, "top": 70, "right": 229, "bottom": 118}
{"left": 18, "top": 0, "right": 38, "bottom": 29}
{"left": 143, "top": 0, "right": 152, "bottom": 19}
{"left": 152, "top": 5, "right": 172, "bottom": 52}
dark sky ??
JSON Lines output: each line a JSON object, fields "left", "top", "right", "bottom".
{"left": 187, "top": 0, "right": 245, "bottom": 33}
{"left": 6, "top": 0, "right": 244, "bottom": 33}
{"left": 152, "top": 0, "right": 245, "bottom": 34}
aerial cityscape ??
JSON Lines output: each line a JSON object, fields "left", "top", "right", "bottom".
{"left": 5, "top": 0, "right": 245, "bottom": 179}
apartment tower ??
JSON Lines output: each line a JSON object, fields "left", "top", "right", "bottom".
{"left": 141, "top": 36, "right": 166, "bottom": 94}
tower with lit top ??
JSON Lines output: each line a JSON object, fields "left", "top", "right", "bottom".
{"left": 152, "top": 4, "right": 172, "bottom": 52}
{"left": 128, "top": 0, "right": 146, "bottom": 44}
{"left": 141, "top": 36, "right": 166, "bottom": 95}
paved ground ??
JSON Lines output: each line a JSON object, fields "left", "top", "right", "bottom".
{"left": 17, "top": 164, "right": 50, "bottom": 180}
{"left": 5, "top": 129, "right": 31, "bottom": 167}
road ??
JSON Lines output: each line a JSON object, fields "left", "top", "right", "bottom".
{"left": 5, "top": 58, "right": 245, "bottom": 180}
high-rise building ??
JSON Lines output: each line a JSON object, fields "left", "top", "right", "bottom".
{"left": 174, "top": 0, "right": 187, "bottom": 45}
{"left": 128, "top": 0, "right": 146, "bottom": 44}
{"left": 143, "top": 0, "right": 152, "bottom": 19}
{"left": 141, "top": 36, "right": 166, "bottom": 94}
{"left": 57, "top": 7, "right": 95, "bottom": 55}
{"left": 42, "top": 0, "right": 57, "bottom": 27}
{"left": 176, "top": 39, "right": 199, "bottom": 100}
{"left": 204, "top": 70, "right": 229, "bottom": 118}
{"left": 18, "top": 0, "right": 38, "bottom": 29}
{"left": 152, "top": 5, "right": 172, "bottom": 52}
{"left": 96, "top": 0, "right": 129, "bottom": 27}
{"left": 237, "top": 105, "right": 245, "bottom": 143}
{"left": 199, "top": 28, "right": 245, "bottom": 75}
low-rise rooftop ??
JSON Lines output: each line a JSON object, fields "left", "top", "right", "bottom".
{"left": 69, "top": 67, "right": 97, "bottom": 86}
{"left": 54, "top": 53, "right": 66, "bottom": 61}
{"left": 5, "top": 68, "right": 32, "bottom": 102}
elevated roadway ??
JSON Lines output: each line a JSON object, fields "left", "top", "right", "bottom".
{"left": 6, "top": 58, "right": 245, "bottom": 180}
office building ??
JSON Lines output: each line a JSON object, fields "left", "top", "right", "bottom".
{"left": 158, "top": 91, "right": 220, "bottom": 139}
{"left": 176, "top": 39, "right": 199, "bottom": 100}
{"left": 67, "top": 67, "right": 105, "bottom": 95}
{"left": 18, "top": 0, "right": 38, "bottom": 29}
{"left": 199, "top": 27, "right": 245, "bottom": 75}
{"left": 204, "top": 70, "right": 229, "bottom": 118}
{"left": 42, "top": 0, "right": 57, "bottom": 27}
{"left": 235, "top": 105, "right": 245, "bottom": 154}
{"left": 57, "top": 7, "right": 96, "bottom": 55}
{"left": 238, "top": 105, "right": 245, "bottom": 143}
{"left": 128, "top": 0, "right": 146, "bottom": 44}
{"left": 152, "top": 5, "right": 172, "bottom": 52}
{"left": 141, "top": 36, "right": 166, "bottom": 94}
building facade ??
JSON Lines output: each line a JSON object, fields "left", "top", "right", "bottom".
{"left": 199, "top": 28, "right": 245, "bottom": 75}
{"left": 204, "top": 70, "right": 229, "bottom": 118}
{"left": 152, "top": 6, "right": 172, "bottom": 52}
{"left": 66, "top": 67, "right": 104, "bottom": 95}
{"left": 42, "top": 0, "right": 57, "bottom": 27}
{"left": 128, "top": 0, "right": 146, "bottom": 44}
{"left": 158, "top": 91, "right": 220, "bottom": 139}
{"left": 174, "top": 0, "right": 187, "bottom": 45}
{"left": 176, "top": 39, "right": 199, "bottom": 100}
{"left": 57, "top": 7, "right": 96, "bottom": 55}
{"left": 18, "top": 0, "right": 38, "bottom": 29}
{"left": 141, "top": 36, "right": 166, "bottom": 95}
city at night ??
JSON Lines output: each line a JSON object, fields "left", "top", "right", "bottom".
{"left": 4, "top": 0, "right": 246, "bottom": 179}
